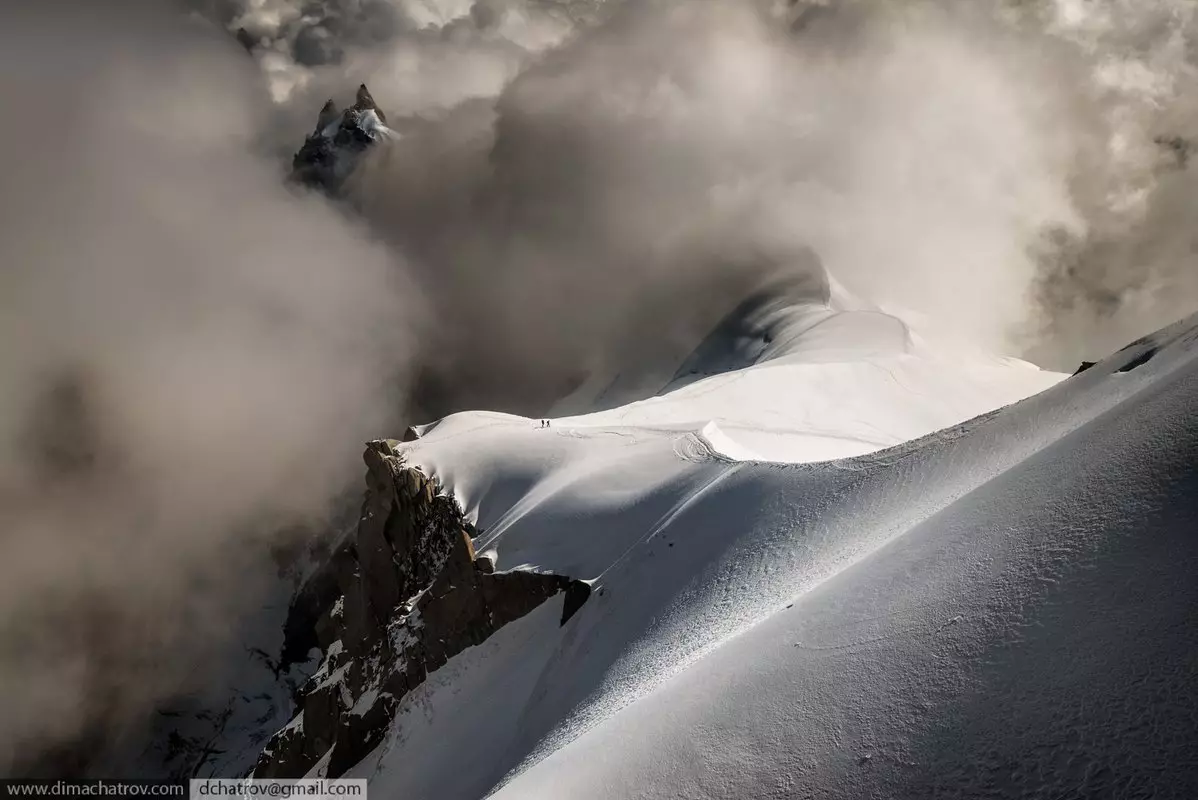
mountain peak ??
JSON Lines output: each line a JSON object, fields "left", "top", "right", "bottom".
{"left": 315, "top": 99, "right": 340, "bottom": 133}
{"left": 353, "top": 84, "right": 386, "bottom": 124}
{"left": 291, "top": 85, "right": 394, "bottom": 193}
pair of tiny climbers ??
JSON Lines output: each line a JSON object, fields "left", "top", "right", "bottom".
{"left": 539, "top": 419, "right": 552, "bottom": 429}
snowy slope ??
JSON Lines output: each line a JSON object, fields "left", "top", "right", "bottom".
{"left": 486, "top": 323, "right": 1198, "bottom": 799}
{"left": 338, "top": 309, "right": 1198, "bottom": 798}
{"left": 308, "top": 296, "right": 1194, "bottom": 796}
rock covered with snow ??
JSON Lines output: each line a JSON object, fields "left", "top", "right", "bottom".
{"left": 252, "top": 441, "right": 588, "bottom": 779}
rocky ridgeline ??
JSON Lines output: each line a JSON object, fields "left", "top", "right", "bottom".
{"left": 252, "top": 441, "right": 590, "bottom": 779}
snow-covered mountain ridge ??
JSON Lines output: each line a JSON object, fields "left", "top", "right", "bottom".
{"left": 221, "top": 271, "right": 1198, "bottom": 797}
{"left": 380, "top": 311, "right": 1197, "bottom": 800}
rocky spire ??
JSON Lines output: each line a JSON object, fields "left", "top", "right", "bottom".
{"left": 352, "top": 83, "right": 386, "bottom": 124}
{"left": 315, "top": 99, "right": 340, "bottom": 133}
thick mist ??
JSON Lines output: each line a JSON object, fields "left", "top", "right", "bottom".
{"left": 221, "top": 0, "right": 1198, "bottom": 372}
{"left": 240, "top": 0, "right": 1090, "bottom": 410}
{"left": 1022, "top": 0, "right": 1198, "bottom": 365}
{"left": 4, "top": 0, "right": 1198, "bottom": 776}
{"left": 0, "top": 1, "right": 416, "bottom": 771}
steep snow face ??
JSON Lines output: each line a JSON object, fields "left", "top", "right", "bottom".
{"left": 342, "top": 310, "right": 1198, "bottom": 799}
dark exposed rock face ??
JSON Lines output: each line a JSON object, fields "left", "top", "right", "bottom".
{"left": 253, "top": 440, "right": 588, "bottom": 779}
{"left": 290, "top": 85, "right": 392, "bottom": 195}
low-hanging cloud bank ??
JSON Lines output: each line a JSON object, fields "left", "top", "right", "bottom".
{"left": 5, "top": 0, "right": 1198, "bottom": 776}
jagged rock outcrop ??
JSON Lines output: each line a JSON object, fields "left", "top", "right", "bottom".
{"left": 290, "top": 84, "right": 393, "bottom": 194}
{"left": 253, "top": 440, "right": 589, "bottom": 779}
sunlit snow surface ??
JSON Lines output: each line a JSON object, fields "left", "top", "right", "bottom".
{"left": 152, "top": 262, "right": 1189, "bottom": 798}
{"left": 337, "top": 292, "right": 1198, "bottom": 798}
